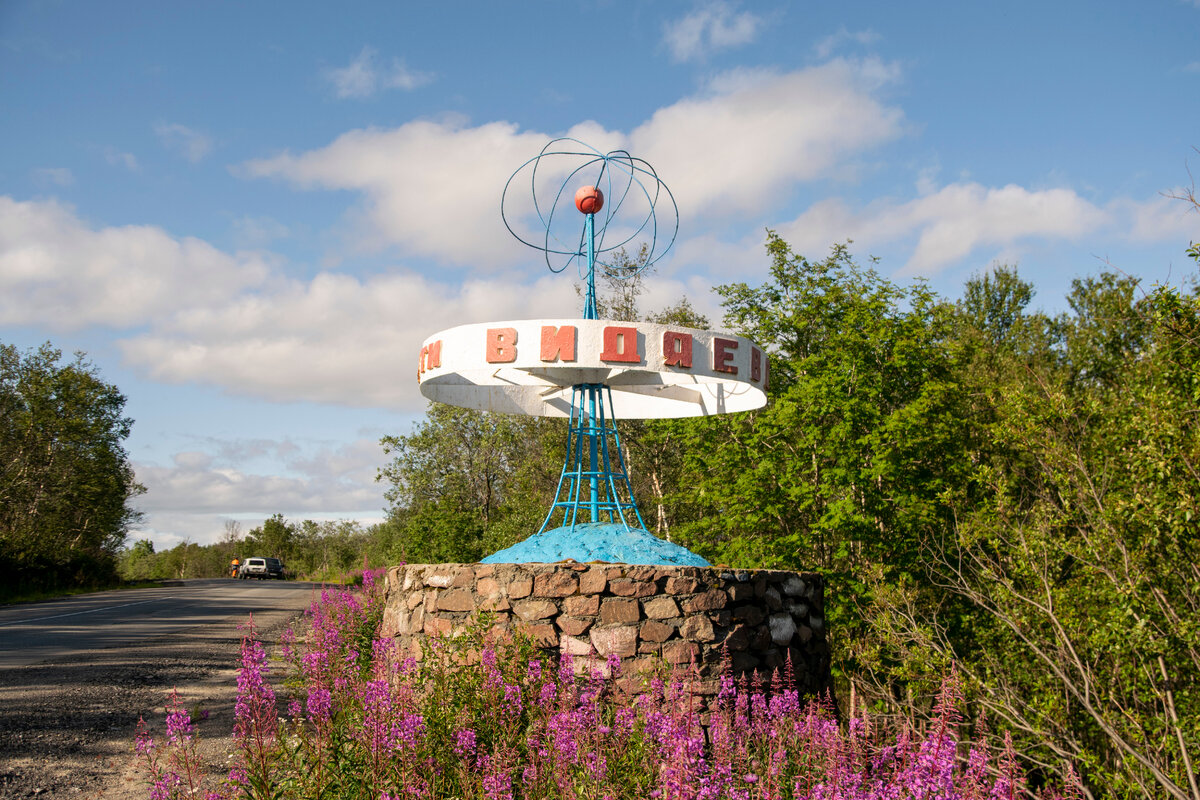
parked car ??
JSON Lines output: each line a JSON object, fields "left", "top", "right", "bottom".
{"left": 238, "top": 557, "right": 285, "bottom": 580}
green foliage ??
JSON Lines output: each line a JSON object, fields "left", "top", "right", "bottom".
{"left": 665, "top": 235, "right": 973, "bottom": 687}
{"left": 377, "top": 404, "right": 560, "bottom": 563}
{"left": 0, "top": 341, "right": 143, "bottom": 597}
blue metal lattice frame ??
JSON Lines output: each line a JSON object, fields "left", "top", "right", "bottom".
{"left": 538, "top": 383, "right": 646, "bottom": 535}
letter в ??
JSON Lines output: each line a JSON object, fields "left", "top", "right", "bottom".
{"left": 486, "top": 328, "right": 518, "bottom": 363}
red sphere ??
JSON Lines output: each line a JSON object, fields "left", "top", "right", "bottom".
{"left": 574, "top": 185, "right": 604, "bottom": 215}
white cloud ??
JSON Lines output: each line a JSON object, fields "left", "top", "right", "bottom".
{"left": 630, "top": 60, "right": 905, "bottom": 218}
{"left": 1117, "top": 190, "right": 1199, "bottom": 242}
{"left": 775, "top": 182, "right": 1191, "bottom": 276}
{"left": 814, "top": 27, "right": 880, "bottom": 60}
{"left": 132, "top": 437, "right": 388, "bottom": 547}
{"left": 32, "top": 167, "right": 74, "bottom": 187}
{"left": 324, "top": 46, "right": 433, "bottom": 98}
{"left": 154, "top": 122, "right": 213, "bottom": 162}
{"left": 0, "top": 196, "right": 273, "bottom": 329}
{"left": 663, "top": 1, "right": 762, "bottom": 62}
{"left": 242, "top": 118, "right": 561, "bottom": 267}
{"left": 135, "top": 438, "right": 383, "bottom": 515}
{"left": 244, "top": 60, "right": 905, "bottom": 267}
{"left": 118, "top": 268, "right": 581, "bottom": 410}
{"left": 104, "top": 147, "right": 139, "bottom": 171}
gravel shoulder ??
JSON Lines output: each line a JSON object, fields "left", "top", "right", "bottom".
{"left": 0, "top": 605, "right": 304, "bottom": 800}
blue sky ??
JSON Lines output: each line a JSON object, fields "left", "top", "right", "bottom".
{"left": 2, "top": 0, "right": 1198, "bottom": 548}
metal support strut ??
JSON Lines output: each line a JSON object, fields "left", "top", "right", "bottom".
{"left": 538, "top": 382, "right": 646, "bottom": 534}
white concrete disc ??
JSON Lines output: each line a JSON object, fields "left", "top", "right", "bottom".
{"left": 417, "top": 319, "right": 768, "bottom": 419}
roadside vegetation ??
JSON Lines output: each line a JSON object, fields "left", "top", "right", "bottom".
{"left": 140, "top": 569, "right": 1068, "bottom": 800}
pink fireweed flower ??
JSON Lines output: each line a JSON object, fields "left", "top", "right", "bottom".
{"left": 307, "top": 687, "right": 332, "bottom": 720}
{"left": 165, "top": 700, "right": 193, "bottom": 745}
{"left": 395, "top": 711, "right": 425, "bottom": 751}
{"left": 361, "top": 678, "right": 396, "bottom": 753}
{"left": 454, "top": 728, "right": 477, "bottom": 760}
{"left": 233, "top": 637, "right": 277, "bottom": 746}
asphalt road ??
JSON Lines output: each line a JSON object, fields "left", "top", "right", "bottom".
{"left": 0, "top": 579, "right": 327, "bottom": 669}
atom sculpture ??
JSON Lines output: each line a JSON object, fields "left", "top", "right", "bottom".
{"left": 500, "top": 138, "right": 679, "bottom": 319}
{"left": 416, "top": 140, "right": 768, "bottom": 565}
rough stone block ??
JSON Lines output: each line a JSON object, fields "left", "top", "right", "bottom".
{"left": 423, "top": 590, "right": 438, "bottom": 613}
{"left": 561, "top": 634, "right": 593, "bottom": 656}
{"left": 682, "top": 589, "right": 728, "bottom": 613}
{"left": 731, "top": 651, "right": 760, "bottom": 672}
{"left": 727, "top": 583, "right": 754, "bottom": 602}
{"left": 662, "top": 641, "right": 700, "bottom": 664}
{"left": 600, "top": 598, "right": 640, "bottom": 625}
{"left": 642, "top": 596, "right": 680, "bottom": 619}
{"left": 479, "top": 596, "right": 511, "bottom": 612}
{"left": 406, "top": 605, "right": 424, "bottom": 635}
{"left": 513, "top": 599, "right": 558, "bottom": 621}
{"left": 475, "top": 564, "right": 496, "bottom": 579}
{"left": 380, "top": 605, "right": 402, "bottom": 638}
{"left": 732, "top": 606, "right": 765, "bottom": 626}
{"left": 769, "top": 613, "right": 797, "bottom": 644}
{"left": 508, "top": 575, "right": 533, "bottom": 599}
{"left": 763, "top": 587, "right": 782, "bottom": 610}
{"left": 626, "top": 565, "right": 656, "bottom": 582}
{"left": 534, "top": 571, "right": 578, "bottom": 598}
{"left": 722, "top": 623, "right": 751, "bottom": 651}
{"left": 782, "top": 575, "right": 807, "bottom": 596}
{"left": 425, "top": 569, "right": 456, "bottom": 588}
{"left": 424, "top": 617, "right": 452, "bottom": 637}
{"left": 406, "top": 592, "right": 424, "bottom": 610}
{"left": 438, "top": 589, "right": 475, "bottom": 612}
{"left": 680, "top": 615, "right": 716, "bottom": 642}
{"left": 640, "top": 620, "right": 675, "bottom": 642}
{"left": 608, "top": 578, "right": 651, "bottom": 597}
{"left": 476, "top": 577, "right": 502, "bottom": 598}
{"left": 557, "top": 616, "right": 592, "bottom": 637}
{"left": 520, "top": 624, "right": 558, "bottom": 648}
{"left": 578, "top": 568, "right": 607, "bottom": 595}
{"left": 564, "top": 594, "right": 600, "bottom": 617}
{"left": 797, "top": 625, "right": 813, "bottom": 644}
{"left": 709, "top": 609, "right": 731, "bottom": 627}
{"left": 452, "top": 569, "right": 474, "bottom": 588}
{"left": 665, "top": 576, "right": 701, "bottom": 594}
{"left": 590, "top": 626, "right": 637, "bottom": 657}
{"left": 402, "top": 568, "right": 421, "bottom": 591}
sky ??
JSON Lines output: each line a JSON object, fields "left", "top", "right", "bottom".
{"left": 2, "top": 0, "right": 1198, "bottom": 549}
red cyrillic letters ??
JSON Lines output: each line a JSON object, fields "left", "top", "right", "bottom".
{"left": 663, "top": 331, "right": 693, "bottom": 368}
{"left": 540, "top": 325, "right": 577, "bottom": 362}
{"left": 601, "top": 325, "right": 641, "bottom": 363}
{"left": 486, "top": 328, "right": 518, "bottom": 363}
{"left": 713, "top": 337, "right": 738, "bottom": 375}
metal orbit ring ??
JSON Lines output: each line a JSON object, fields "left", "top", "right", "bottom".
{"left": 501, "top": 137, "right": 679, "bottom": 279}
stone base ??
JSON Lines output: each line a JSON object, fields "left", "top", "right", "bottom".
{"left": 381, "top": 562, "right": 831, "bottom": 703}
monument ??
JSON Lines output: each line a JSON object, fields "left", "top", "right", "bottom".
{"left": 383, "top": 140, "right": 830, "bottom": 700}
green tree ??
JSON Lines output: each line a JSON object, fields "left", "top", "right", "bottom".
{"left": 377, "top": 404, "right": 559, "bottom": 563}
{"left": 245, "top": 513, "right": 297, "bottom": 562}
{"left": 0, "top": 342, "right": 144, "bottom": 595}
{"left": 876, "top": 266, "right": 1200, "bottom": 799}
